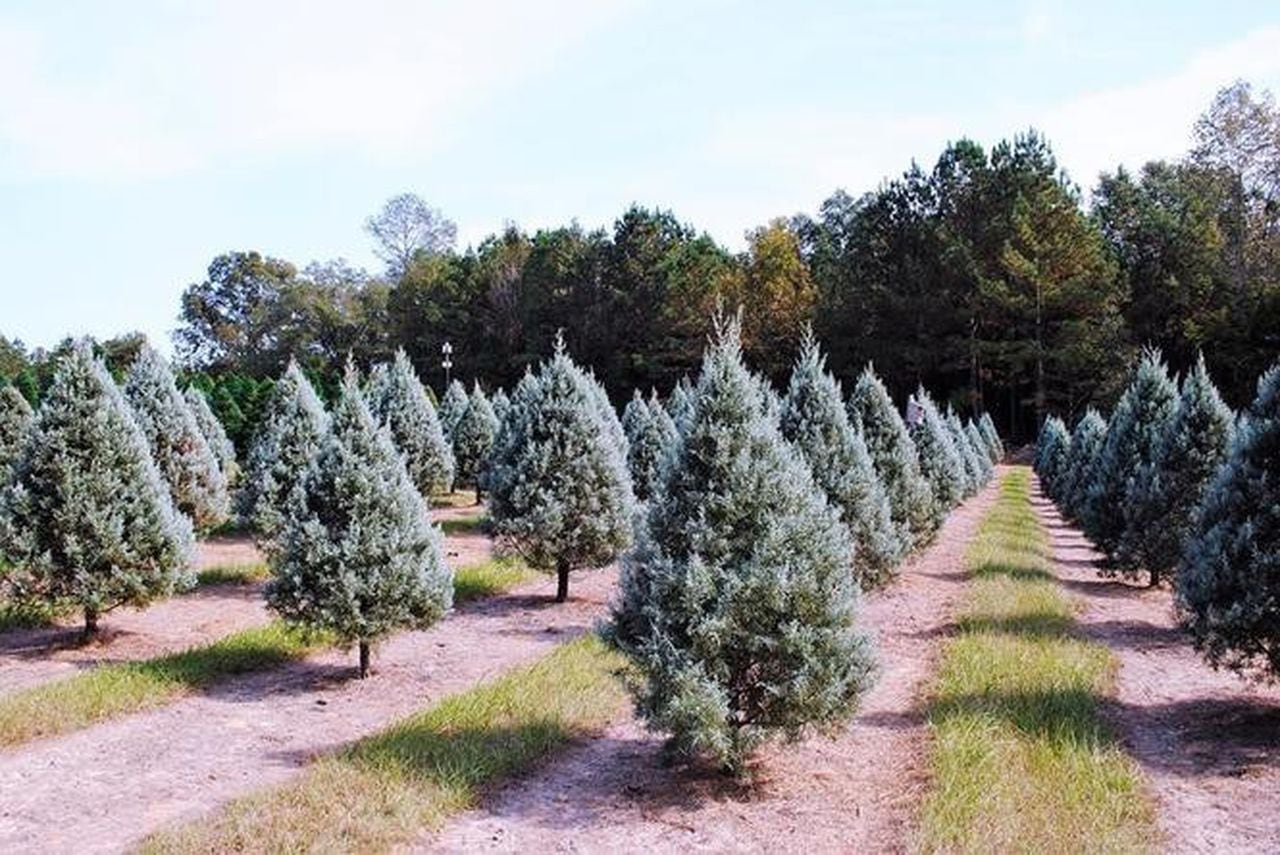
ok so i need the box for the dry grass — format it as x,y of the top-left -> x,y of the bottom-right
139,635 -> 627,854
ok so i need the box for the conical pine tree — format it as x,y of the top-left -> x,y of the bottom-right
1178,361 -> 1280,678
666,376 -> 695,434
1058,409 -> 1106,520
1035,416 -> 1071,500
1120,355 -> 1235,585
978,412 -> 1003,463
848,367 -> 934,550
490,388 -> 510,425
487,338 -> 634,602
964,419 -> 994,485
124,344 -> 230,531
946,408 -> 983,497
438,379 -> 469,441
267,365 -> 453,678
781,334 -> 901,585
622,389 -> 677,503
609,318 -> 876,773
1083,349 -> 1178,563
907,388 -> 965,528
0,385 -> 34,481
241,361 -> 329,540
453,383 -> 499,500
0,342 -> 193,637
366,350 -> 455,497
184,386 -> 238,484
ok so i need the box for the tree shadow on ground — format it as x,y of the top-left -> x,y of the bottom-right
1102,696 -> 1280,779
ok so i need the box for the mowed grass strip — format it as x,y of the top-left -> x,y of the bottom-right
138,635 -> 627,854
195,562 -> 271,587
920,468 -> 1155,853
0,558 -> 538,747
439,513 -> 488,536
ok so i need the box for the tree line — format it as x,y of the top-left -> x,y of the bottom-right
2,81 -> 1276,444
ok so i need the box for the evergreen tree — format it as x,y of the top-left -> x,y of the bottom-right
438,379 -> 469,440
0,342 -> 193,637
366,350 -> 454,497
1178,361 -> 1280,679
586,370 -> 630,461
1058,409 -> 1106,520
666,376 -> 695,434
184,386 -> 238,484
1034,416 -> 1071,500
124,345 -> 230,531
453,383 -> 499,500
490,388 -> 510,425
977,412 -> 1004,463
0,385 -> 34,482
781,334 -> 901,585
947,408 -> 983,497
267,366 -> 452,677
609,318 -> 876,773
241,361 -> 330,540
849,366 -> 934,550
487,337 -> 634,602
964,419 -> 994,485
907,388 -> 964,529
623,389 -> 677,503
1082,349 -> 1178,562
1120,355 -> 1235,585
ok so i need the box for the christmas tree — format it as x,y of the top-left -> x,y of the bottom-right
366,350 -> 455,496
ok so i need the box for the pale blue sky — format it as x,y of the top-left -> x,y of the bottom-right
2,0 -> 1278,353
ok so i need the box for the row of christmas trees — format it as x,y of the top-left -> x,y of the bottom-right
1033,349 -> 1280,679
0,316 -> 1001,769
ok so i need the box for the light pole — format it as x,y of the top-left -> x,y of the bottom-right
441,341 -> 453,388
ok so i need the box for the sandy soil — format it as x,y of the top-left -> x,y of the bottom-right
0,529 -> 490,697
422,478 -> 1003,854
0,566 -> 614,853
1032,482 -> 1280,854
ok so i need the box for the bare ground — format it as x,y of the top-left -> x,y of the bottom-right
0,566 -> 613,854
422,479 -> 1003,854
1,524 -> 491,697
1032,484 -> 1280,854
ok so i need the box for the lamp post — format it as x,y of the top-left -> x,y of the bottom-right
441,341 -> 453,388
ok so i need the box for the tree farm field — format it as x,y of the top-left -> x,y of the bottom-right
4,16 -> 1280,852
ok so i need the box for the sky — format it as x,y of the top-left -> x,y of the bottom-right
2,0 -> 1279,353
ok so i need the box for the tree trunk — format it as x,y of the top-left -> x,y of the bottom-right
83,607 -> 99,642
1148,567 -> 1160,589
556,562 -> 570,603
475,487 -> 483,506
358,640 -> 370,679
1034,280 -> 1045,431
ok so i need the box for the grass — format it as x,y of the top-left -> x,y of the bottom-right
431,489 -> 481,509
195,562 -> 271,586
0,622 -> 326,746
919,468 -> 1155,853
439,513 -> 488,537
139,635 -> 627,854
452,557 -> 534,603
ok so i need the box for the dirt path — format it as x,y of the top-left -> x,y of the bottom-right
1,526 -> 491,696
0,538 -> 269,696
423,477 -> 1003,854
0,566 -> 613,854
1032,482 -> 1280,854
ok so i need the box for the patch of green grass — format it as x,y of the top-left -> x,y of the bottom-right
0,622 -> 326,747
453,558 -> 534,604
439,514 -> 487,537
431,490 -> 480,509
195,563 -> 271,586
920,468 -> 1155,853
139,635 -> 627,854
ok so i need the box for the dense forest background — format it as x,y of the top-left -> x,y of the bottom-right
2,81 -> 1277,445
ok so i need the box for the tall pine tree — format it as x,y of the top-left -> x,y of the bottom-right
453,383 -> 499,501
849,366 -> 934,550
622,389 -> 677,503
0,385 -> 34,482
1034,416 -> 1071,500
610,318 -> 876,773
1178,361 -> 1280,678
978,412 -> 1004,463
184,386 -> 238,484
781,333 -> 901,586
438,379 -> 469,441
0,342 -> 193,637
267,365 -> 453,678
907,388 -> 965,530
124,344 -> 230,531
1058,409 -> 1106,520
